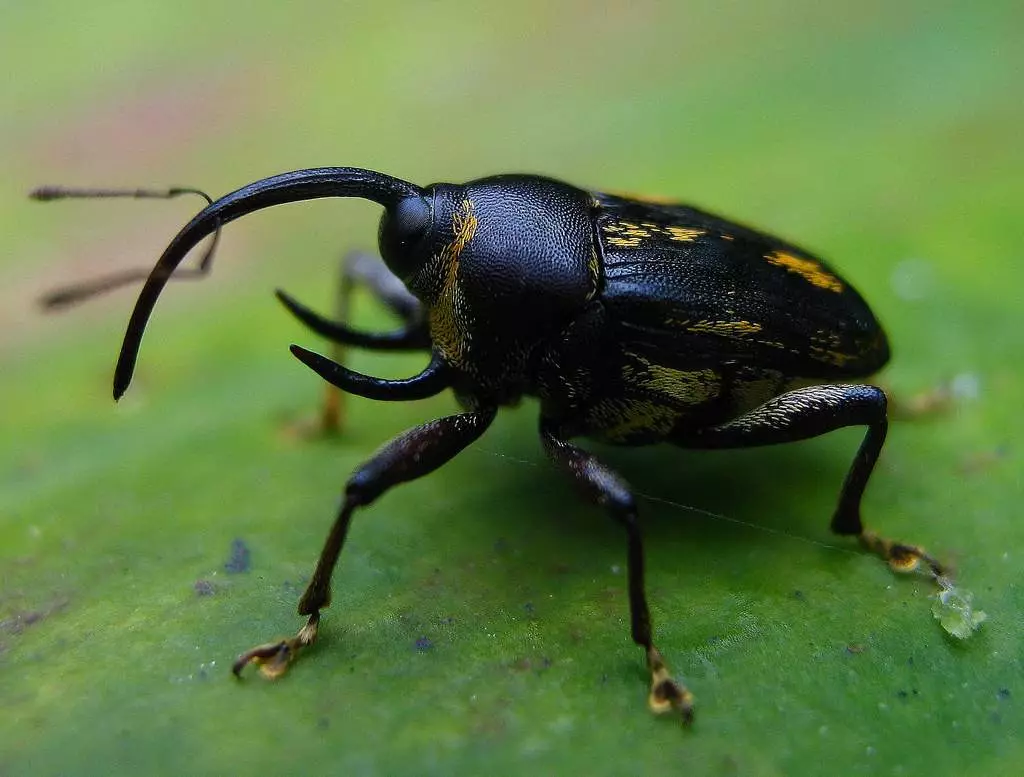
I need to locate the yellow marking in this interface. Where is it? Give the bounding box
[765,250,844,293]
[451,198,478,256]
[665,226,703,242]
[586,246,601,300]
[645,365,719,405]
[606,235,643,248]
[686,319,763,337]
[623,355,720,406]
[809,345,857,367]
[600,220,706,250]
[618,221,654,240]
[721,234,735,241]
[427,199,477,364]
[589,398,680,442]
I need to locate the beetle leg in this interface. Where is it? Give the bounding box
[677,384,947,580]
[278,251,427,434]
[540,422,695,725]
[233,406,496,680]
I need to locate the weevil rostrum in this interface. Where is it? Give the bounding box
[33,168,951,725]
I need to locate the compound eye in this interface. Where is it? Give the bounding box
[378,194,432,279]
[393,195,431,246]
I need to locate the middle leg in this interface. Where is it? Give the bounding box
[540,420,694,724]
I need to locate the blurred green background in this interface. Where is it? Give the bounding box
[2,2,1022,775]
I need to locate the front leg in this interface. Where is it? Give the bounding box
[541,421,695,725]
[234,406,496,678]
[677,383,946,579]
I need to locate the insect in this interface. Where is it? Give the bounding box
[33,167,948,725]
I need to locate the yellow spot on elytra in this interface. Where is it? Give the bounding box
[765,250,844,293]
[606,235,643,248]
[809,345,857,367]
[665,226,703,242]
[601,220,705,250]
[686,319,763,337]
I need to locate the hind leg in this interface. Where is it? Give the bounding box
[676,383,946,579]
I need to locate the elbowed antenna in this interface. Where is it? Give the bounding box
[111,167,427,400]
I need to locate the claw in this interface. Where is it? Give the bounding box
[646,646,695,725]
[232,613,320,679]
[232,640,297,679]
[860,531,947,580]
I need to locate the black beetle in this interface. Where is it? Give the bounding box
[33,167,947,724]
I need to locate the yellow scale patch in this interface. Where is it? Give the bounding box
[806,328,860,367]
[588,355,721,442]
[588,398,681,442]
[428,199,478,365]
[765,250,844,293]
[685,319,763,337]
[622,356,720,406]
[602,220,706,249]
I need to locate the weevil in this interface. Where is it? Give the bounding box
[33,167,950,724]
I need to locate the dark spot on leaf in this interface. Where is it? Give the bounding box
[193,579,216,597]
[896,690,909,701]
[318,717,329,730]
[524,602,535,616]
[793,590,806,601]
[224,538,251,574]
[415,636,433,652]
[0,597,69,636]
[998,688,1011,700]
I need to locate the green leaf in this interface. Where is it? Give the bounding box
[3,2,1022,775]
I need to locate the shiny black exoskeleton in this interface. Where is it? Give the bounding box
[34,167,946,725]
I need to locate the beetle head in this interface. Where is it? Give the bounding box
[108,167,430,399]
